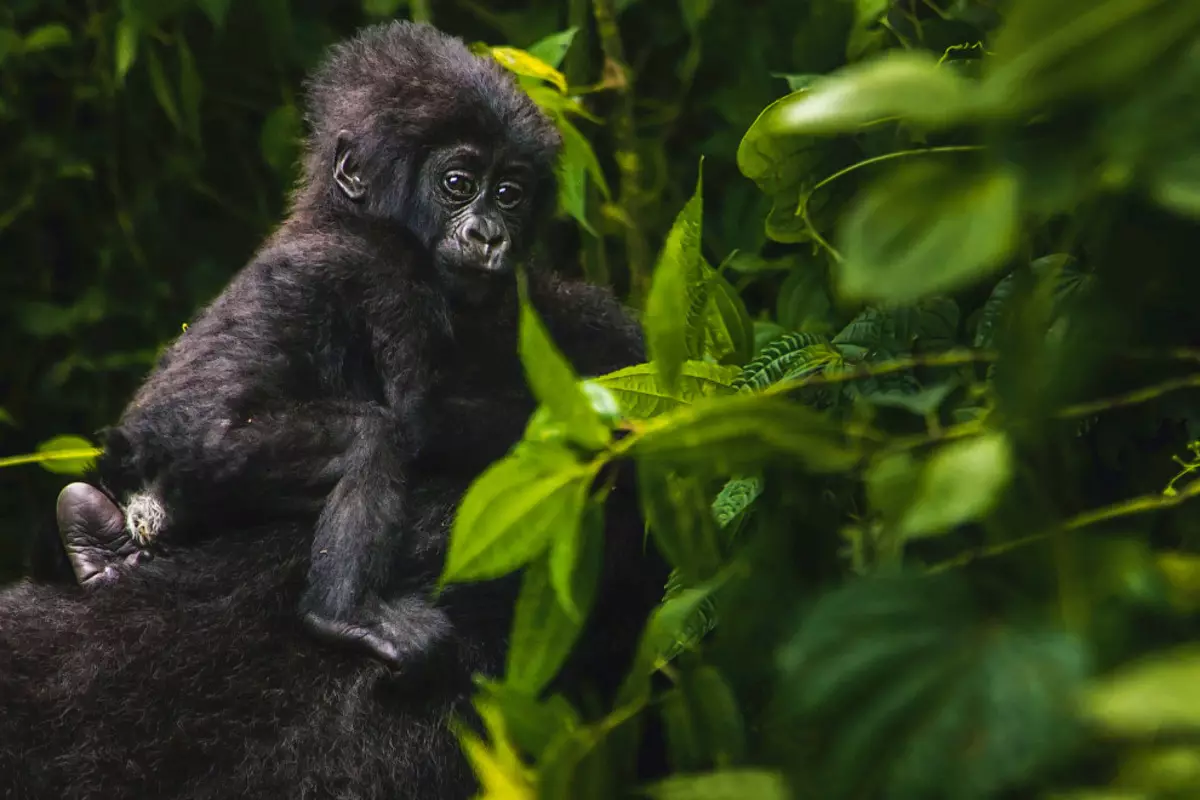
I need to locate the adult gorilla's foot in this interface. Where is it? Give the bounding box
[55,482,150,587]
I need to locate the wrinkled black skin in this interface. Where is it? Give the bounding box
[52,21,650,669]
[0,22,667,797]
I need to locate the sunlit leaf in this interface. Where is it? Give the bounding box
[443,446,595,583]
[473,679,580,762]
[518,281,611,451]
[898,432,1014,539]
[490,46,568,93]
[1084,646,1200,736]
[646,165,705,390]
[548,496,603,621]
[114,18,139,84]
[764,51,975,137]
[30,435,101,475]
[777,573,1088,800]
[527,27,578,70]
[632,394,859,475]
[644,770,788,800]
[835,161,1020,304]
[591,361,738,419]
[23,24,71,52]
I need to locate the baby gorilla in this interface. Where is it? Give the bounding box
[56,21,646,669]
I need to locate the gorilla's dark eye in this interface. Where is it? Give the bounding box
[494,182,524,210]
[442,171,477,199]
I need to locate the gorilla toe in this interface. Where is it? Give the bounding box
[56,482,149,587]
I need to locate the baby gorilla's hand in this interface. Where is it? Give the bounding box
[55,483,152,587]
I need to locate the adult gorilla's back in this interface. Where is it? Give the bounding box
[0,514,496,799]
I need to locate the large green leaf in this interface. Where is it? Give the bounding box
[1084,646,1200,736]
[443,446,595,583]
[776,573,1088,800]
[526,27,578,70]
[518,283,611,450]
[893,432,1014,540]
[644,770,788,800]
[631,395,859,475]
[704,268,754,365]
[985,0,1200,116]
[646,166,706,390]
[835,161,1020,304]
[761,51,976,138]
[506,553,592,696]
[590,361,738,419]
[834,298,960,353]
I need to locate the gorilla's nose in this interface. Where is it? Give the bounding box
[463,218,507,256]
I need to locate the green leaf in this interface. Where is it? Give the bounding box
[731,332,838,393]
[760,51,975,137]
[518,282,611,451]
[527,27,578,70]
[686,665,747,768]
[704,269,754,365]
[443,446,595,583]
[35,435,101,475]
[0,408,15,427]
[775,263,834,333]
[644,770,788,800]
[898,432,1014,539]
[473,679,580,761]
[777,573,1088,800]
[1084,646,1200,736]
[178,40,203,145]
[548,495,603,621]
[984,0,1200,116]
[146,47,182,132]
[834,298,960,353]
[506,553,591,695]
[591,361,738,419]
[835,161,1020,304]
[646,164,705,391]
[711,476,762,530]
[1150,151,1200,219]
[618,581,722,706]
[198,0,234,27]
[555,117,608,235]
[632,394,859,475]
[640,467,722,584]
[114,18,139,84]
[259,103,302,174]
[23,24,71,52]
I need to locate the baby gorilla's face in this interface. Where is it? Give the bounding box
[418,143,537,290]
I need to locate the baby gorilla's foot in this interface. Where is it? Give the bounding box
[55,482,151,588]
[300,596,454,671]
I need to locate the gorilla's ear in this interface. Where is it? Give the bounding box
[333,131,367,202]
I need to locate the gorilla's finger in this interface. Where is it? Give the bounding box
[55,482,147,588]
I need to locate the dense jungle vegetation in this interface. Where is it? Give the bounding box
[6,0,1200,797]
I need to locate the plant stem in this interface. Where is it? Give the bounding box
[591,0,650,304]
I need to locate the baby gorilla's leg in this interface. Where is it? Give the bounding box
[55,482,151,587]
[302,593,455,671]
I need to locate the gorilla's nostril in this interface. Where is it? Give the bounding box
[463,219,505,249]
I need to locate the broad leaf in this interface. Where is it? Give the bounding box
[591,361,738,419]
[490,46,568,93]
[518,284,611,450]
[8,436,102,475]
[526,27,578,70]
[775,263,834,333]
[1084,646,1200,736]
[833,298,960,353]
[548,496,603,621]
[985,0,1200,116]
[704,269,754,365]
[898,432,1014,539]
[473,680,580,762]
[776,573,1088,800]
[618,582,721,706]
[646,166,706,390]
[835,161,1020,304]
[632,395,859,475]
[506,554,591,695]
[764,51,975,137]
[23,24,71,52]
[644,770,788,800]
[443,446,595,583]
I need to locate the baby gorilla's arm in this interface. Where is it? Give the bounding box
[55,483,150,587]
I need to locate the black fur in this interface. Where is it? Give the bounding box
[0,21,666,798]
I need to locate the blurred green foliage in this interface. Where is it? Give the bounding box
[9,0,1200,797]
